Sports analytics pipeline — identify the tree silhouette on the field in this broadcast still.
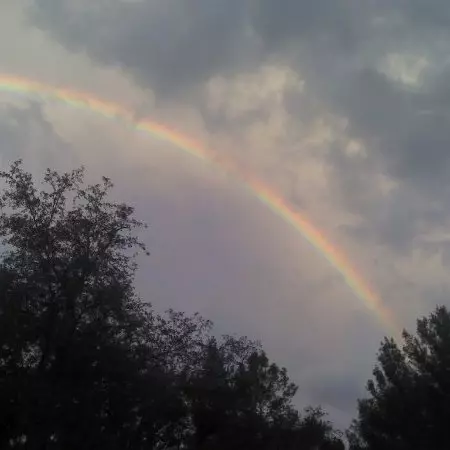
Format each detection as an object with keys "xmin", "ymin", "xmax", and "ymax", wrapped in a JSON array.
[
  {"xmin": 0, "ymin": 161, "xmax": 343, "ymax": 449},
  {"xmin": 182, "ymin": 335, "xmax": 344, "ymax": 450},
  {"xmin": 0, "ymin": 161, "xmax": 188, "ymax": 449},
  {"xmin": 348, "ymin": 305, "xmax": 450, "ymax": 450}
]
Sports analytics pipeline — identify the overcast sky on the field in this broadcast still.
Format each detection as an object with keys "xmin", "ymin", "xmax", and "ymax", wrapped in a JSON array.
[{"xmin": 2, "ymin": 0, "xmax": 450, "ymax": 429}]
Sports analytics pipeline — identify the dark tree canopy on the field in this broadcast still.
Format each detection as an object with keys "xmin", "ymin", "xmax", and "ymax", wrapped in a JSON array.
[
  {"xmin": 0, "ymin": 161, "xmax": 343, "ymax": 450},
  {"xmin": 348, "ymin": 305, "xmax": 450, "ymax": 450}
]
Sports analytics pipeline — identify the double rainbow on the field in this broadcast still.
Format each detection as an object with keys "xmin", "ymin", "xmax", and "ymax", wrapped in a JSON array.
[{"xmin": 0, "ymin": 74, "xmax": 400, "ymax": 337}]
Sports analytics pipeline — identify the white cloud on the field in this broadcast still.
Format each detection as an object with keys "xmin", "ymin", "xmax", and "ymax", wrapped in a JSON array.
[{"xmin": 379, "ymin": 52, "xmax": 430, "ymax": 88}]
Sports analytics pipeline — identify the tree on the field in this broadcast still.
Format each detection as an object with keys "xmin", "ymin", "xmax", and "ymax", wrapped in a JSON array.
[
  {"xmin": 348, "ymin": 305, "xmax": 450, "ymax": 450},
  {"xmin": 0, "ymin": 161, "xmax": 186, "ymax": 449},
  {"xmin": 183, "ymin": 335, "xmax": 344, "ymax": 450},
  {"xmin": 0, "ymin": 160, "xmax": 343, "ymax": 449}
]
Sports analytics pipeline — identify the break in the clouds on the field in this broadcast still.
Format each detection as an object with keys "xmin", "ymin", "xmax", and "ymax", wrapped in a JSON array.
[{"xmin": 1, "ymin": 0, "xmax": 450, "ymax": 429}]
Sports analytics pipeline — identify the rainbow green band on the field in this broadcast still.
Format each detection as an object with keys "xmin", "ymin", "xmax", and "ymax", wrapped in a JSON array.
[{"xmin": 0, "ymin": 74, "xmax": 399, "ymax": 337}]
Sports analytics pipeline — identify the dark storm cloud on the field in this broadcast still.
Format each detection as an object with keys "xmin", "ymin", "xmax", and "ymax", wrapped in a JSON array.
[
  {"xmin": 251, "ymin": 0, "xmax": 450, "ymax": 55},
  {"xmin": 329, "ymin": 67, "xmax": 450, "ymax": 185},
  {"xmin": 29, "ymin": 0, "xmax": 254, "ymax": 98},
  {"xmin": 250, "ymin": 0, "xmax": 369, "ymax": 54},
  {"xmin": 405, "ymin": 0, "xmax": 450, "ymax": 29}
]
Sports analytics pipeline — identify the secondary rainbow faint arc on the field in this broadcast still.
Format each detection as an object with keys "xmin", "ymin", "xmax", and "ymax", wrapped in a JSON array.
[{"xmin": 0, "ymin": 73, "xmax": 400, "ymax": 336}]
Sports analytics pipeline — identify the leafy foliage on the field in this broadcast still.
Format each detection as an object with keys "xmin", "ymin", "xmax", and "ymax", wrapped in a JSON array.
[
  {"xmin": 348, "ymin": 305, "xmax": 450, "ymax": 450},
  {"xmin": 0, "ymin": 161, "xmax": 343, "ymax": 449}
]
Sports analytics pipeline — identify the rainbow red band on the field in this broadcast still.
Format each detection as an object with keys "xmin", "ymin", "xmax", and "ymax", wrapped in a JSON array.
[{"xmin": 0, "ymin": 73, "xmax": 400, "ymax": 337}]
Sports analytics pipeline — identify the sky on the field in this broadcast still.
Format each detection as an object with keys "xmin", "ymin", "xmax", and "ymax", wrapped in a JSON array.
[{"xmin": 2, "ymin": 0, "xmax": 450, "ymax": 429}]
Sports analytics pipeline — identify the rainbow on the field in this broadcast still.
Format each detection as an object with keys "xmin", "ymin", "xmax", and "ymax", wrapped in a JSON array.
[{"xmin": 0, "ymin": 74, "xmax": 400, "ymax": 337}]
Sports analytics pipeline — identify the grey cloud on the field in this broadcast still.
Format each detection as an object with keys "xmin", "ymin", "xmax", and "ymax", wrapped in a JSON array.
[
  {"xmin": 0, "ymin": 102, "xmax": 76, "ymax": 172},
  {"xmin": 247, "ymin": 1, "xmax": 450, "ymax": 187},
  {"xmin": 251, "ymin": 0, "xmax": 450, "ymax": 51},
  {"xmin": 28, "ymin": 0, "xmax": 450, "ymax": 185},
  {"xmin": 330, "ymin": 132, "xmax": 450, "ymax": 256},
  {"xmin": 325, "ymin": 62, "xmax": 450, "ymax": 255},
  {"xmin": 257, "ymin": 2, "xmax": 450, "ymax": 256},
  {"xmin": 405, "ymin": 0, "xmax": 450, "ymax": 29},
  {"xmin": 250, "ymin": 0, "xmax": 369, "ymax": 55},
  {"xmin": 331, "ymin": 67, "xmax": 450, "ymax": 185},
  {"xmin": 30, "ymin": 0, "xmax": 255, "ymax": 99}
]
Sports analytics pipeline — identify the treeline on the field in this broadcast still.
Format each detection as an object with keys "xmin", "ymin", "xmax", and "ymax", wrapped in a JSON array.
[{"xmin": 0, "ymin": 161, "xmax": 449, "ymax": 449}]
